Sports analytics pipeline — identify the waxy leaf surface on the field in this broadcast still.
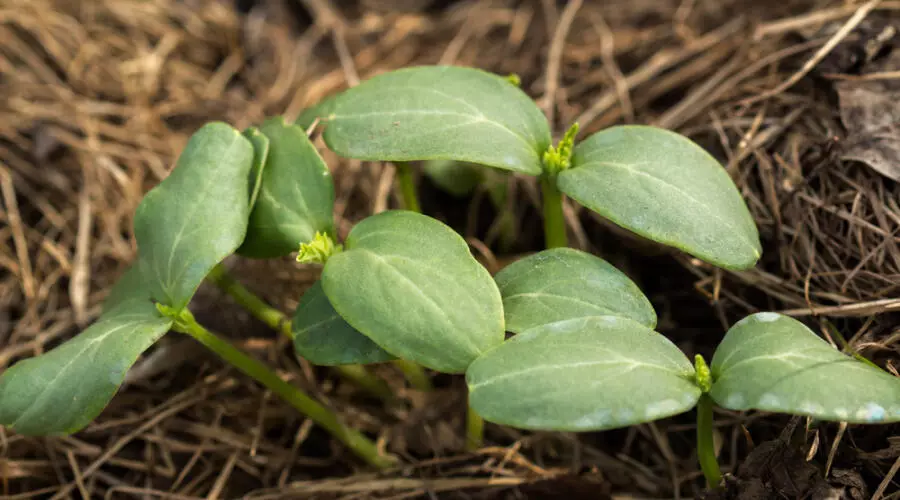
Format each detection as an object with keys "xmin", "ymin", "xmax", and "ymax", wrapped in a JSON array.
[
  {"xmin": 292, "ymin": 281, "xmax": 395, "ymax": 366},
  {"xmin": 559, "ymin": 126, "xmax": 761, "ymax": 270},
  {"xmin": 243, "ymin": 126, "xmax": 270, "ymax": 211},
  {"xmin": 494, "ymin": 248, "xmax": 656, "ymax": 333},
  {"xmin": 322, "ymin": 210, "xmax": 504, "ymax": 373},
  {"xmin": 423, "ymin": 159, "xmax": 483, "ymax": 197},
  {"xmin": 238, "ymin": 117, "xmax": 336, "ymax": 258},
  {"xmin": 0, "ymin": 266, "xmax": 171, "ymax": 435},
  {"xmin": 467, "ymin": 316, "xmax": 699, "ymax": 431},
  {"xmin": 134, "ymin": 122, "xmax": 254, "ymax": 309},
  {"xmin": 711, "ymin": 313, "xmax": 900, "ymax": 424},
  {"xmin": 322, "ymin": 65, "xmax": 551, "ymax": 175}
]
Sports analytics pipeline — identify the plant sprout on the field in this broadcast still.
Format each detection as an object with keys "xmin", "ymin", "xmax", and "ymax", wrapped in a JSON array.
[
  {"xmin": 464, "ymin": 248, "xmax": 900, "ymax": 486},
  {"xmin": 298, "ymin": 65, "xmax": 761, "ymax": 269},
  {"xmin": 0, "ymin": 118, "xmax": 508, "ymax": 467}
]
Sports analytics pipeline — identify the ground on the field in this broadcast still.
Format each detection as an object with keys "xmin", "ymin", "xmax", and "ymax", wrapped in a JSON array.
[{"xmin": 1, "ymin": 0, "xmax": 899, "ymax": 498}]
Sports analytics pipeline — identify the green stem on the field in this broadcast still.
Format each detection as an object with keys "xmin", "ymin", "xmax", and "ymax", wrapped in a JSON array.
[
  {"xmin": 465, "ymin": 403, "xmax": 484, "ymax": 451},
  {"xmin": 540, "ymin": 175, "xmax": 568, "ymax": 249},
  {"xmin": 206, "ymin": 265, "xmax": 394, "ymax": 402},
  {"xmin": 394, "ymin": 359, "xmax": 434, "ymax": 392},
  {"xmin": 175, "ymin": 316, "xmax": 396, "ymax": 469},
  {"xmin": 697, "ymin": 394, "xmax": 722, "ymax": 487},
  {"xmin": 395, "ymin": 162, "xmax": 421, "ymax": 213}
]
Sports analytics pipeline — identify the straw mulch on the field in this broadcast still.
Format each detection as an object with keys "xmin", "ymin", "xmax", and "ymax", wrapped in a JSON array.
[{"xmin": 2, "ymin": 0, "xmax": 899, "ymax": 498}]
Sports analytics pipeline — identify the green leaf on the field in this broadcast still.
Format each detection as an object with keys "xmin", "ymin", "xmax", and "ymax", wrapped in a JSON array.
[
  {"xmin": 134, "ymin": 122, "xmax": 255, "ymax": 310},
  {"xmin": 292, "ymin": 281, "xmax": 395, "ymax": 366},
  {"xmin": 710, "ymin": 312, "xmax": 900, "ymax": 424},
  {"xmin": 295, "ymin": 97, "xmax": 336, "ymax": 131},
  {"xmin": 494, "ymin": 248, "xmax": 656, "ymax": 333},
  {"xmin": 102, "ymin": 264, "xmax": 163, "ymax": 313},
  {"xmin": 322, "ymin": 210, "xmax": 504, "ymax": 373},
  {"xmin": 321, "ymin": 65, "xmax": 551, "ymax": 175},
  {"xmin": 423, "ymin": 159, "xmax": 484, "ymax": 197},
  {"xmin": 243, "ymin": 126, "xmax": 270, "ymax": 211},
  {"xmin": 559, "ymin": 126, "xmax": 761, "ymax": 270},
  {"xmin": 237, "ymin": 117, "xmax": 336, "ymax": 258},
  {"xmin": 0, "ymin": 278, "xmax": 172, "ymax": 435},
  {"xmin": 466, "ymin": 316, "xmax": 700, "ymax": 431}
]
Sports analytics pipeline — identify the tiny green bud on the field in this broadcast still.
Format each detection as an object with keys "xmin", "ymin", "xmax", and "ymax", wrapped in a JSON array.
[
  {"xmin": 296, "ymin": 231, "xmax": 342, "ymax": 265},
  {"xmin": 694, "ymin": 354, "xmax": 712, "ymax": 393},
  {"xmin": 156, "ymin": 303, "xmax": 197, "ymax": 334},
  {"xmin": 541, "ymin": 122, "xmax": 580, "ymax": 175},
  {"xmin": 505, "ymin": 73, "xmax": 521, "ymax": 87}
]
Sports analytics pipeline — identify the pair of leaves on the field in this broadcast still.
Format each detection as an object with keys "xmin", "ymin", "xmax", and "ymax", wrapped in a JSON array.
[
  {"xmin": 0, "ymin": 123, "xmax": 256, "ymax": 435},
  {"xmin": 468, "ymin": 251, "xmax": 900, "ymax": 430},
  {"xmin": 293, "ymin": 210, "xmax": 505, "ymax": 374},
  {"xmin": 307, "ymin": 65, "xmax": 760, "ymax": 270}
]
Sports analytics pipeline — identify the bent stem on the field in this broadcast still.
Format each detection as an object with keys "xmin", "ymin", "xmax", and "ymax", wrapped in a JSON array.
[
  {"xmin": 169, "ymin": 310, "xmax": 396, "ymax": 469},
  {"xmin": 394, "ymin": 359, "xmax": 434, "ymax": 392},
  {"xmin": 465, "ymin": 402, "xmax": 484, "ymax": 451},
  {"xmin": 697, "ymin": 394, "xmax": 722, "ymax": 488},
  {"xmin": 206, "ymin": 265, "xmax": 393, "ymax": 401},
  {"xmin": 540, "ymin": 175, "xmax": 568, "ymax": 248}
]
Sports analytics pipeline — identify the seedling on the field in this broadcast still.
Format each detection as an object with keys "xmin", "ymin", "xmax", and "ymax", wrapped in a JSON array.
[
  {"xmin": 298, "ymin": 65, "xmax": 761, "ymax": 269},
  {"xmin": 464, "ymin": 247, "xmax": 900, "ymax": 486},
  {"xmin": 0, "ymin": 118, "xmax": 508, "ymax": 467}
]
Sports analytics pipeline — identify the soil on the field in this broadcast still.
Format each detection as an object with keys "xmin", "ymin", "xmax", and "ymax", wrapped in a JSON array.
[{"xmin": 2, "ymin": 0, "xmax": 899, "ymax": 498}]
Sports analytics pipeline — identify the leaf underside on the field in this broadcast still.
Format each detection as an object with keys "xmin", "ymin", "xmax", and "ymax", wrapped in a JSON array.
[
  {"xmin": 559, "ymin": 125, "xmax": 761, "ymax": 270},
  {"xmin": 711, "ymin": 313, "xmax": 900, "ymax": 424},
  {"xmin": 423, "ymin": 159, "xmax": 484, "ymax": 197},
  {"xmin": 0, "ymin": 266, "xmax": 171, "ymax": 435},
  {"xmin": 322, "ymin": 65, "xmax": 551, "ymax": 175},
  {"xmin": 292, "ymin": 281, "xmax": 395, "ymax": 366},
  {"xmin": 466, "ymin": 316, "xmax": 700, "ymax": 431},
  {"xmin": 322, "ymin": 210, "xmax": 505, "ymax": 373},
  {"xmin": 134, "ymin": 122, "xmax": 255, "ymax": 310},
  {"xmin": 494, "ymin": 248, "xmax": 657, "ymax": 333},
  {"xmin": 238, "ymin": 117, "xmax": 336, "ymax": 258}
]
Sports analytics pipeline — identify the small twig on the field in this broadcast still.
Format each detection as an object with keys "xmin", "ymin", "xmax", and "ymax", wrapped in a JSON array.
[
  {"xmin": 540, "ymin": 0, "xmax": 582, "ymax": 126},
  {"xmin": 741, "ymin": 0, "xmax": 883, "ymax": 106}
]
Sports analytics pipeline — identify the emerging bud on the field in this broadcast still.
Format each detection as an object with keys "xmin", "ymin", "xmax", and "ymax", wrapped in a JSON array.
[{"xmin": 296, "ymin": 231, "xmax": 343, "ymax": 265}]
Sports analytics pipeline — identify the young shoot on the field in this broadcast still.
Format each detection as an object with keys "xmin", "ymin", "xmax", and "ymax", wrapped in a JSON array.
[{"xmin": 465, "ymin": 248, "xmax": 900, "ymax": 486}]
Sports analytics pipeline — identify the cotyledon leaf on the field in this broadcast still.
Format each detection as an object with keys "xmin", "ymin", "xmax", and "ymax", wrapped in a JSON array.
[
  {"xmin": 710, "ymin": 312, "xmax": 900, "ymax": 424},
  {"xmin": 321, "ymin": 65, "xmax": 551, "ymax": 175},
  {"xmin": 494, "ymin": 248, "xmax": 656, "ymax": 333},
  {"xmin": 321, "ymin": 210, "xmax": 505, "ymax": 373},
  {"xmin": 134, "ymin": 122, "xmax": 255, "ymax": 310},
  {"xmin": 243, "ymin": 126, "xmax": 270, "ymax": 211},
  {"xmin": 466, "ymin": 316, "xmax": 700, "ymax": 431},
  {"xmin": 0, "ymin": 266, "xmax": 172, "ymax": 435},
  {"xmin": 558, "ymin": 126, "xmax": 762, "ymax": 270},
  {"xmin": 238, "ymin": 117, "xmax": 335, "ymax": 258},
  {"xmin": 295, "ymin": 96, "xmax": 336, "ymax": 130},
  {"xmin": 292, "ymin": 281, "xmax": 395, "ymax": 366}
]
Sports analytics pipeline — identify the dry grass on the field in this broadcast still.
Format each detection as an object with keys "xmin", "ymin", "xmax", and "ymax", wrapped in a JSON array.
[{"xmin": 1, "ymin": 0, "xmax": 899, "ymax": 497}]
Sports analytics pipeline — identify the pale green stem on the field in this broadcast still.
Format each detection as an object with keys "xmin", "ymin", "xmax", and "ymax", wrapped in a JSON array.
[
  {"xmin": 540, "ymin": 175, "xmax": 568, "ymax": 249},
  {"xmin": 394, "ymin": 359, "xmax": 434, "ymax": 392},
  {"xmin": 175, "ymin": 316, "xmax": 396, "ymax": 469},
  {"xmin": 465, "ymin": 403, "xmax": 484, "ymax": 451},
  {"xmin": 395, "ymin": 162, "xmax": 421, "ymax": 213},
  {"xmin": 697, "ymin": 394, "xmax": 722, "ymax": 487},
  {"xmin": 206, "ymin": 264, "xmax": 393, "ymax": 402}
]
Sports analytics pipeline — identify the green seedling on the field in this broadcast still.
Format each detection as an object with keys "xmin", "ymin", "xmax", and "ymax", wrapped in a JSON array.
[
  {"xmin": 298, "ymin": 65, "xmax": 761, "ymax": 269},
  {"xmin": 0, "ymin": 116, "xmax": 512, "ymax": 464},
  {"xmin": 465, "ymin": 247, "xmax": 900, "ymax": 486}
]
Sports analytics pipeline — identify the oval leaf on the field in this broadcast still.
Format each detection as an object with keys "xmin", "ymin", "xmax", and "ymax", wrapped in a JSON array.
[
  {"xmin": 559, "ymin": 126, "xmax": 761, "ymax": 270},
  {"xmin": 237, "ymin": 117, "xmax": 336, "ymax": 258},
  {"xmin": 423, "ymin": 159, "xmax": 484, "ymax": 197},
  {"xmin": 322, "ymin": 65, "xmax": 551, "ymax": 175},
  {"xmin": 292, "ymin": 281, "xmax": 395, "ymax": 366},
  {"xmin": 495, "ymin": 248, "xmax": 656, "ymax": 333},
  {"xmin": 322, "ymin": 210, "xmax": 504, "ymax": 373},
  {"xmin": 710, "ymin": 313, "xmax": 900, "ymax": 423},
  {"xmin": 467, "ymin": 316, "xmax": 699, "ymax": 431},
  {"xmin": 243, "ymin": 126, "xmax": 270, "ymax": 211},
  {"xmin": 134, "ymin": 122, "xmax": 254, "ymax": 310},
  {"xmin": 0, "ymin": 269, "xmax": 171, "ymax": 435}
]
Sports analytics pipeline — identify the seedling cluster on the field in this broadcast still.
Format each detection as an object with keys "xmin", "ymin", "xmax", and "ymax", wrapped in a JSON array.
[{"xmin": 2, "ymin": 65, "xmax": 898, "ymax": 486}]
